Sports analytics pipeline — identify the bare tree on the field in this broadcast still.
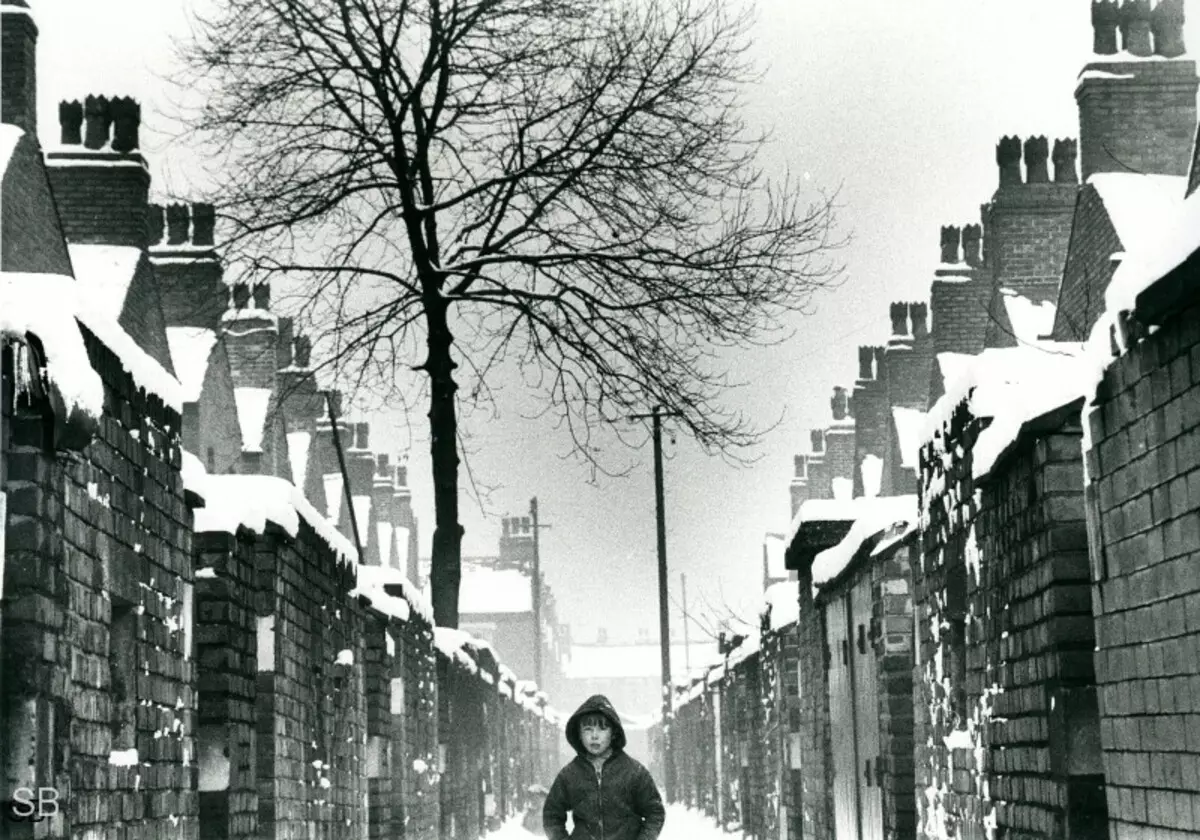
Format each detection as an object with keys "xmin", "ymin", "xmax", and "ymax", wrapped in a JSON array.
[{"xmin": 176, "ymin": 0, "xmax": 842, "ymax": 628}]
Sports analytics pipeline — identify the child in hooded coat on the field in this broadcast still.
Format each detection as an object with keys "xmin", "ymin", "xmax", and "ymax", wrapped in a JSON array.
[{"xmin": 542, "ymin": 694, "xmax": 666, "ymax": 840}]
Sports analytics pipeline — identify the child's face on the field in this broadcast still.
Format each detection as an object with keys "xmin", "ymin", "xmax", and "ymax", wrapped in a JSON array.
[{"xmin": 579, "ymin": 715, "xmax": 613, "ymax": 756}]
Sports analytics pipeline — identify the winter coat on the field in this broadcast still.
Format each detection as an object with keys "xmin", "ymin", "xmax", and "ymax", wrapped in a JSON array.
[{"xmin": 543, "ymin": 695, "xmax": 666, "ymax": 840}]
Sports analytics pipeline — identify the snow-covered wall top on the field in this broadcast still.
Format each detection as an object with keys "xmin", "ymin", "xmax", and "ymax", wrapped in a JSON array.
[
  {"xmin": 761, "ymin": 580, "xmax": 800, "ymax": 631},
  {"xmin": 812, "ymin": 495, "xmax": 917, "ymax": 589}
]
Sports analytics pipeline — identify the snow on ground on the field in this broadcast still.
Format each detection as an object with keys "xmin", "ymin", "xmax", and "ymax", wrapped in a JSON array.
[{"xmin": 486, "ymin": 804, "xmax": 742, "ymax": 840}]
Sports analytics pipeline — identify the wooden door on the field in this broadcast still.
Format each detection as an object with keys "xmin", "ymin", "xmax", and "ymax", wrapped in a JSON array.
[
  {"xmin": 826, "ymin": 595, "xmax": 859, "ymax": 840},
  {"xmin": 851, "ymin": 577, "xmax": 884, "ymax": 840}
]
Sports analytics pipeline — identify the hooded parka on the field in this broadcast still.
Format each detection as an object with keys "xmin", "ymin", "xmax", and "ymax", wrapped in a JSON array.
[{"xmin": 542, "ymin": 695, "xmax": 665, "ymax": 840}]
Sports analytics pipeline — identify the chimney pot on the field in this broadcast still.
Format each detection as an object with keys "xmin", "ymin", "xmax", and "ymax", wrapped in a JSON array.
[
  {"xmin": 911, "ymin": 302, "xmax": 929, "ymax": 338},
  {"xmin": 1151, "ymin": 0, "xmax": 1186, "ymax": 58},
  {"xmin": 503, "ymin": 518, "xmax": 511, "ymax": 537},
  {"xmin": 1120, "ymin": 0, "xmax": 1153, "ymax": 57},
  {"xmin": 294, "ymin": 335, "xmax": 312, "ymax": 368},
  {"xmin": 252, "ymin": 282, "xmax": 270, "ymax": 310},
  {"xmin": 794, "ymin": 454, "xmax": 808, "ymax": 479},
  {"xmin": 811, "ymin": 429, "xmax": 825, "ymax": 453},
  {"xmin": 2, "ymin": 8, "xmax": 39, "ymax": 135},
  {"xmin": 961, "ymin": 225, "xmax": 982, "ymax": 267},
  {"xmin": 857, "ymin": 346, "xmax": 873, "ymax": 380},
  {"xmin": 831, "ymin": 386, "xmax": 849, "ymax": 421},
  {"xmin": 1052, "ymin": 139, "xmax": 1079, "ymax": 184},
  {"xmin": 939, "ymin": 225, "xmax": 961, "ymax": 264},
  {"xmin": 1092, "ymin": 1, "xmax": 1120, "ymax": 54},
  {"xmin": 396, "ymin": 465, "xmax": 407, "ymax": 487},
  {"xmin": 327, "ymin": 390, "xmax": 342, "ymax": 420},
  {"xmin": 231, "ymin": 283, "xmax": 251, "ymax": 310},
  {"xmin": 873, "ymin": 346, "xmax": 886, "ymax": 377},
  {"xmin": 1024, "ymin": 136, "xmax": 1050, "ymax": 183},
  {"xmin": 889, "ymin": 302, "xmax": 907, "ymax": 336},
  {"xmin": 166, "ymin": 203, "xmax": 190, "ymax": 245},
  {"xmin": 147, "ymin": 205, "xmax": 165, "ymax": 245},
  {"xmin": 109, "ymin": 96, "xmax": 140, "ymax": 153},
  {"xmin": 355, "ymin": 422, "xmax": 370, "ymax": 450},
  {"xmin": 996, "ymin": 136, "xmax": 1023, "ymax": 186},
  {"xmin": 82, "ymin": 94, "xmax": 111, "ymax": 150},
  {"xmin": 192, "ymin": 203, "xmax": 216, "ymax": 246},
  {"xmin": 377, "ymin": 454, "xmax": 390, "ymax": 475},
  {"xmin": 58, "ymin": 100, "xmax": 83, "ymax": 145},
  {"xmin": 520, "ymin": 516, "xmax": 531, "ymax": 533}
]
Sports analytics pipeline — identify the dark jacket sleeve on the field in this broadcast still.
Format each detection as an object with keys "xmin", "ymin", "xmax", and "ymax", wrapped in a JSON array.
[
  {"xmin": 634, "ymin": 767, "xmax": 666, "ymax": 840},
  {"xmin": 543, "ymin": 770, "xmax": 571, "ymax": 840}
]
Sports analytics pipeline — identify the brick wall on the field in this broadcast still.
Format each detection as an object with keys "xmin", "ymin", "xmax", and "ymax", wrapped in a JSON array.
[
  {"xmin": 1, "ymin": 330, "xmax": 196, "ymax": 839},
  {"xmin": 930, "ymin": 278, "xmax": 993, "ymax": 358},
  {"xmin": 1085, "ymin": 289, "xmax": 1200, "ymax": 837},
  {"xmin": 1076, "ymin": 59, "xmax": 1198, "ymax": 181},
  {"xmin": 45, "ymin": 152, "xmax": 151, "ymax": 248},
  {"xmin": 0, "ymin": 134, "xmax": 72, "ymax": 274},
  {"xmin": 0, "ymin": 4, "xmax": 37, "ymax": 136},
  {"xmin": 154, "ymin": 253, "xmax": 227, "ymax": 332},
  {"xmin": 1052, "ymin": 184, "xmax": 1129, "ymax": 342},
  {"xmin": 984, "ymin": 182, "xmax": 1077, "ymax": 295},
  {"xmin": 976, "ymin": 412, "xmax": 1106, "ymax": 838},
  {"xmin": 797, "ymin": 562, "xmax": 834, "ymax": 839}
]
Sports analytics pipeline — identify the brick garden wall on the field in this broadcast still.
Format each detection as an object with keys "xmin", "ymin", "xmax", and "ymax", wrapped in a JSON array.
[
  {"xmin": 1085, "ymin": 289, "xmax": 1200, "ymax": 838},
  {"xmin": 1, "ymin": 330, "xmax": 197, "ymax": 839}
]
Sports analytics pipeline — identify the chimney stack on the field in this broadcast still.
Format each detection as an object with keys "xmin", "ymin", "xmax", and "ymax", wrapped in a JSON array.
[
  {"xmin": 961, "ymin": 225, "xmax": 982, "ymax": 267},
  {"xmin": 996, "ymin": 136, "xmax": 1023, "ymax": 186},
  {"xmin": 1093, "ymin": 1, "xmax": 1120, "ymax": 54},
  {"xmin": 151, "ymin": 202, "xmax": 227, "ymax": 329},
  {"xmin": 1052, "ymin": 139, "xmax": 1079, "ymax": 184},
  {"xmin": 1119, "ymin": 0, "xmax": 1153, "ymax": 57},
  {"xmin": 1024, "ymin": 136, "xmax": 1050, "ymax": 183},
  {"xmin": 1, "ymin": 1, "xmax": 38, "ymax": 136},
  {"xmin": 939, "ymin": 225, "xmax": 961, "ymax": 265},
  {"xmin": 46, "ymin": 94, "xmax": 150, "ymax": 247}
]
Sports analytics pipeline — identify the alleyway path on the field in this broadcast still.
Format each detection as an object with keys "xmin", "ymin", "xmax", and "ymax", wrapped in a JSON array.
[{"xmin": 488, "ymin": 804, "xmax": 738, "ymax": 840}]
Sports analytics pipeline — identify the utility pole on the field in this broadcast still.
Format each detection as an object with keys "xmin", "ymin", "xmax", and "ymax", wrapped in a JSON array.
[
  {"xmin": 530, "ymin": 497, "xmax": 543, "ymax": 688},
  {"xmin": 681, "ymin": 572, "xmax": 691, "ymax": 673},
  {"xmin": 628, "ymin": 404, "xmax": 681, "ymax": 802}
]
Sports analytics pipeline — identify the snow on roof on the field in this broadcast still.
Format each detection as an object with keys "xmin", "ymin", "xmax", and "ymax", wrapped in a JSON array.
[
  {"xmin": 1, "ymin": 124, "xmax": 24, "ymax": 178},
  {"xmin": 812, "ymin": 495, "xmax": 917, "ymax": 589},
  {"xmin": 434, "ymin": 627, "xmax": 483, "ymax": 674},
  {"xmin": 234, "ymin": 387, "xmax": 272, "ymax": 453},
  {"xmin": 1089, "ymin": 174, "xmax": 1187, "ymax": 256},
  {"xmin": 0, "ymin": 273, "xmax": 105, "ymax": 416},
  {"xmin": 892, "ymin": 407, "xmax": 925, "ymax": 470},
  {"xmin": 832, "ymin": 476, "xmax": 853, "ymax": 500},
  {"xmin": 460, "ymin": 566, "xmax": 532, "ymax": 614},
  {"xmin": 922, "ymin": 345, "xmax": 1086, "ymax": 450},
  {"xmin": 166, "ymin": 327, "xmax": 217, "ymax": 403},
  {"xmin": 1105, "ymin": 183, "xmax": 1200, "ymax": 318},
  {"xmin": 323, "ymin": 473, "xmax": 344, "ymax": 520},
  {"xmin": 351, "ymin": 495, "xmax": 371, "ymax": 534},
  {"xmin": 860, "ymin": 454, "xmax": 883, "ymax": 498},
  {"xmin": 286, "ymin": 431, "xmax": 311, "ymax": 490},
  {"xmin": 377, "ymin": 521, "xmax": 394, "ymax": 568},
  {"xmin": 999, "ymin": 289, "xmax": 1056, "ymax": 345},
  {"xmin": 764, "ymin": 537, "xmax": 788, "ymax": 580},
  {"xmin": 68, "ymin": 244, "xmax": 142, "ymax": 321},
  {"xmin": 192, "ymin": 473, "xmax": 359, "ymax": 568},
  {"xmin": 725, "ymin": 632, "xmax": 761, "ymax": 669},
  {"xmin": 350, "ymin": 563, "xmax": 433, "ymax": 625},
  {"xmin": 786, "ymin": 496, "xmax": 863, "ymax": 545},
  {"xmin": 180, "ymin": 450, "xmax": 208, "ymax": 499},
  {"xmin": 762, "ymin": 580, "xmax": 799, "ymax": 631},
  {"xmin": 394, "ymin": 525, "xmax": 411, "ymax": 572},
  {"xmin": 564, "ymin": 642, "xmax": 719, "ymax": 681}
]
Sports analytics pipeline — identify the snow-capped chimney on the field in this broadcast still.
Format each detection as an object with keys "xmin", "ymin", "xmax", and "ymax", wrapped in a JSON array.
[
  {"xmin": 1077, "ymin": 0, "xmax": 1196, "ymax": 180},
  {"xmin": 996, "ymin": 136, "xmax": 1023, "ymax": 186},
  {"xmin": 939, "ymin": 226, "xmax": 960, "ymax": 264},
  {"xmin": 1, "ymin": 0, "xmax": 39, "ymax": 136},
  {"xmin": 46, "ymin": 94, "xmax": 150, "ymax": 247},
  {"xmin": 1024, "ymin": 136, "xmax": 1050, "ymax": 183}
]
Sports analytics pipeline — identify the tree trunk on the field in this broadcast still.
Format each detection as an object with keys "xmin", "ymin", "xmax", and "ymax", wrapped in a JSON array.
[{"xmin": 425, "ymin": 295, "xmax": 463, "ymax": 628}]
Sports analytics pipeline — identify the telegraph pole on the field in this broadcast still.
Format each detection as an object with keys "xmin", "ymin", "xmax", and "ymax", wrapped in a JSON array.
[
  {"xmin": 530, "ymin": 497, "xmax": 542, "ymax": 688},
  {"xmin": 681, "ymin": 572, "xmax": 691, "ymax": 673},
  {"xmin": 629, "ymin": 405, "xmax": 680, "ymax": 802}
]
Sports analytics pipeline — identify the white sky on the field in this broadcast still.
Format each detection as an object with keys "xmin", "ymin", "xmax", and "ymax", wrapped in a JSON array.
[{"xmin": 26, "ymin": 1, "xmax": 1200, "ymax": 660}]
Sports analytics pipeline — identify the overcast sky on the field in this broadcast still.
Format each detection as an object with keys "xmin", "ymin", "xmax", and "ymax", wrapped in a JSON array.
[{"xmin": 28, "ymin": 1, "xmax": 1200, "ymax": 667}]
